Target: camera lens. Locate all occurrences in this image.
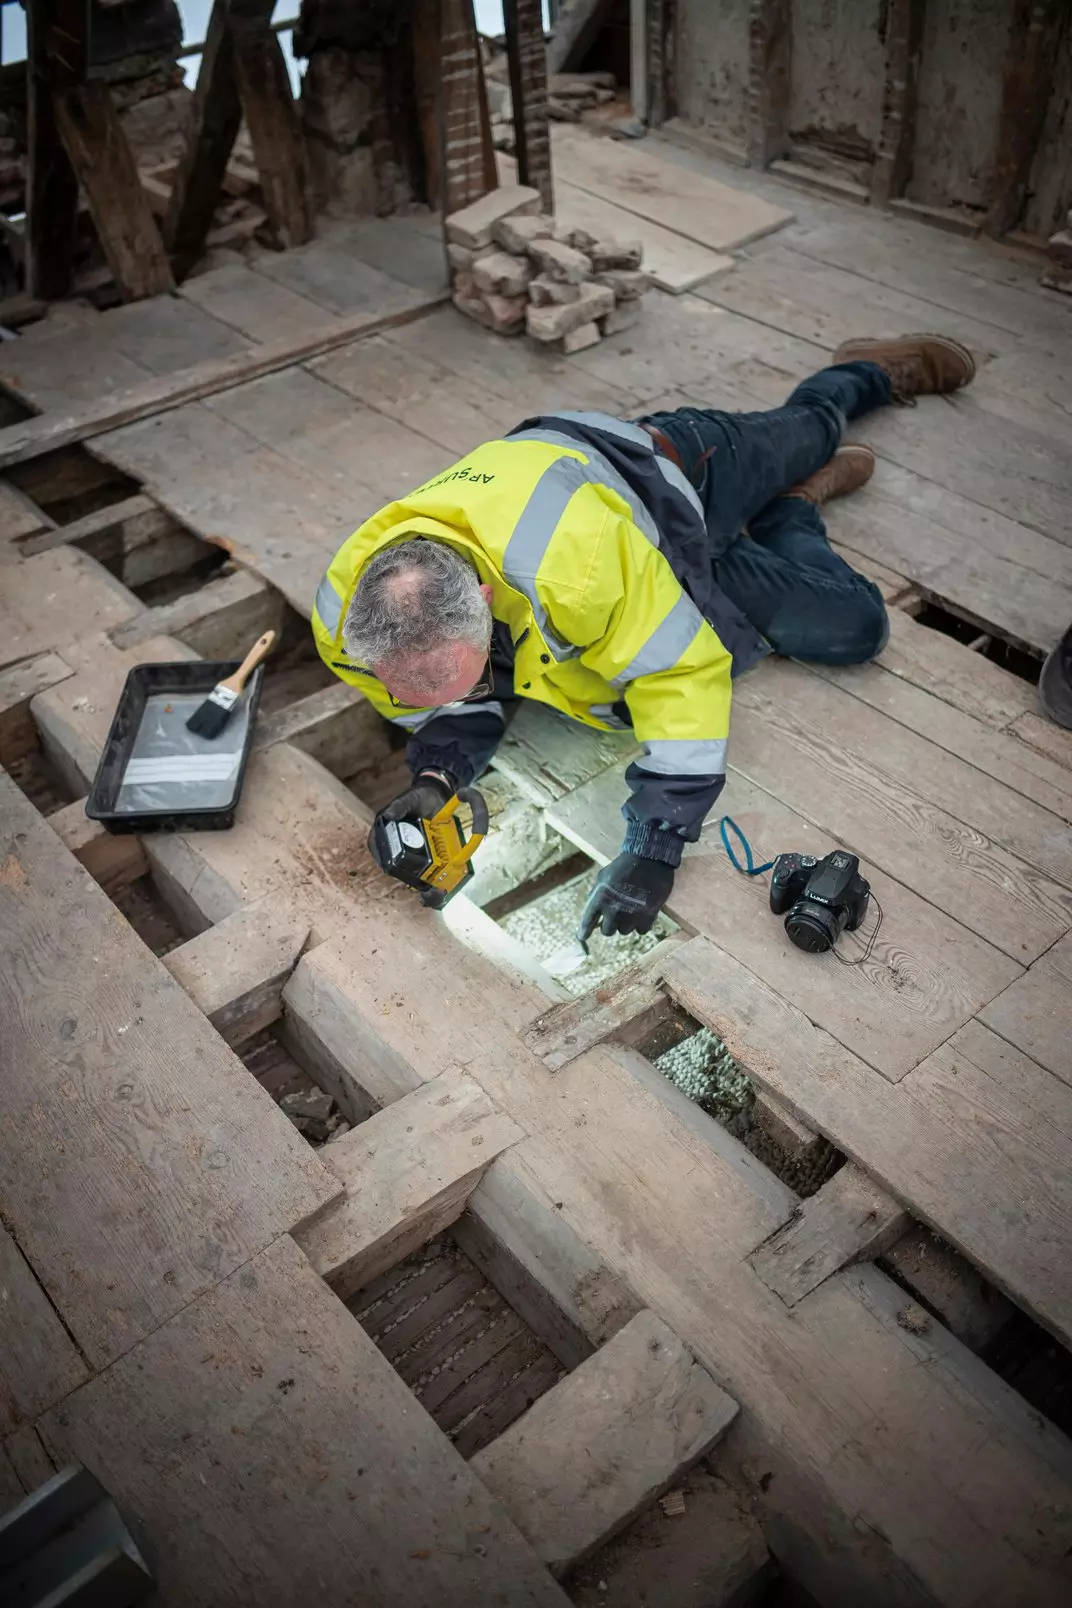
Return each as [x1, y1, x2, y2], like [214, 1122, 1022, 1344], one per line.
[785, 900, 842, 953]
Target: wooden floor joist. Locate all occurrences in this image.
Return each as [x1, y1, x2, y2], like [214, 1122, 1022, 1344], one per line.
[473, 1309, 738, 1574]
[750, 1165, 911, 1307]
[295, 1072, 524, 1299]
[163, 902, 310, 1046]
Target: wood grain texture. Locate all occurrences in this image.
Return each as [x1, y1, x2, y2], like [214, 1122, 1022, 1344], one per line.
[978, 931, 1072, 1088]
[749, 1165, 910, 1306]
[110, 568, 285, 661]
[0, 478, 52, 542]
[284, 939, 1072, 1607]
[232, 21, 312, 250]
[730, 661, 1072, 961]
[55, 83, 174, 302]
[47, 801, 149, 896]
[875, 608, 1038, 729]
[296, 1071, 524, 1298]
[19, 494, 169, 563]
[662, 936, 1072, 1348]
[811, 657, 1072, 823]
[0, 768, 340, 1368]
[547, 765, 1021, 1080]
[179, 262, 333, 343]
[0, 651, 73, 766]
[0, 1218, 88, 1435]
[1009, 711, 1072, 774]
[252, 680, 392, 779]
[39, 1236, 571, 1608]
[521, 936, 689, 1071]
[871, 0, 925, 203]
[0, 548, 141, 671]
[0, 294, 446, 472]
[162, 902, 309, 1046]
[472, 1308, 737, 1573]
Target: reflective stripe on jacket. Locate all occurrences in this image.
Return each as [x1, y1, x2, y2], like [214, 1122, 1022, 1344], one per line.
[312, 422, 743, 853]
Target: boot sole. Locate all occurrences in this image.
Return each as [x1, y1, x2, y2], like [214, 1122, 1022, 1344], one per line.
[835, 333, 976, 387]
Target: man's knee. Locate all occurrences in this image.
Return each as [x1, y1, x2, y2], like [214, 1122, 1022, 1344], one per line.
[765, 582, 888, 664]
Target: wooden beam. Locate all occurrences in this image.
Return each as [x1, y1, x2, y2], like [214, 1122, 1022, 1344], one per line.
[232, 19, 313, 249]
[111, 568, 286, 660]
[163, 902, 310, 1046]
[47, 801, 149, 897]
[294, 1071, 523, 1299]
[472, 1309, 738, 1574]
[645, 0, 675, 130]
[25, 1, 86, 300]
[984, 0, 1065, 237]
[504, 0, 553, 213]
[749, 1165, 911, 1307]
[871, 0, 925, 205]
[0, 652, 74, 767]
[54, 83, 174, 302]
[252, 681, 393, 779]
[746, 0, 791, 170]
[164, 0, 275, 280]
[0, 292, 447, 472]
[520, 936, 691, 1072]
[20, 493, 174, 563]
[0, 1218, 89, 1435]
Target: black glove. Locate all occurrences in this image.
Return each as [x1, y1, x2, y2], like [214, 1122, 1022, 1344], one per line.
[368, 771, 454, 869]
[578, 853, 675, 941]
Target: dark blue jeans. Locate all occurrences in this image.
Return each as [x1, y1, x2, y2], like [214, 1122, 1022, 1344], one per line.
[643, 361, 893, 664]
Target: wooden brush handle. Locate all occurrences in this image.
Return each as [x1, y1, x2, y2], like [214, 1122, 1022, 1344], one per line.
[221, 630, 276, 695]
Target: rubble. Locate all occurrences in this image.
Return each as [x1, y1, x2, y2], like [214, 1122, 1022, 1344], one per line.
[446, 187, 653, 353]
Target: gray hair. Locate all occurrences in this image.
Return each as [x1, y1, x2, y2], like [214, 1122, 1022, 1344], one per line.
[342, 539, 490, 665]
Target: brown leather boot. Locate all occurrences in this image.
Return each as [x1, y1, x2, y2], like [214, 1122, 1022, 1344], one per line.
[785, 444, 876, 506]
[832, 333, 976, 399]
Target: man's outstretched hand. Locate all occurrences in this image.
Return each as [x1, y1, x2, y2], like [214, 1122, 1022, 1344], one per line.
[578, 853, 675, 941]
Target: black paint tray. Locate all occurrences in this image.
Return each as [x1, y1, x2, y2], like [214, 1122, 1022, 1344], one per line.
[85, 659, 265, 834]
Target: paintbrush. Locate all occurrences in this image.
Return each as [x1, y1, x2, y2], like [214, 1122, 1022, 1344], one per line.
[185, 630, 276, 739]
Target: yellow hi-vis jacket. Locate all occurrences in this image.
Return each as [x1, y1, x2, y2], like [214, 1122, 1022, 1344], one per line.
[313, 415, 761, 862]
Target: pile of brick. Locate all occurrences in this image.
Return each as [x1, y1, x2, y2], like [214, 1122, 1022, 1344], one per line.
[446, 184, 652, 354]
[1041, 209, 1072, 297]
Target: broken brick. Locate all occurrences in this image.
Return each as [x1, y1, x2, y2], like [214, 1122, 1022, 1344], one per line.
[528, 238, 592, 284]
[526, 282, 615, 342]
[446, 184, 542, 249]
[473, 250, 533, 298]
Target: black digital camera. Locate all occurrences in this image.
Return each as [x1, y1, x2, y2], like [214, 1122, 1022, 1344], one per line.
[768, 850, 872, 954]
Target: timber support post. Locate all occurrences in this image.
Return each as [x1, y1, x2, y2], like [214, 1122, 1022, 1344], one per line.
[503, 0, 553, 214]
[984, 0, 1065, 238]
[746, 0, 791, 171]
[871, 0, 926, 206]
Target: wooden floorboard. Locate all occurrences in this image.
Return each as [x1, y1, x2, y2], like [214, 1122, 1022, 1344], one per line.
[179, 262, 335, 344]
[546, 764, 1020, 1081]
[38, 1236, 569, 1608]
[978, 931, 1072, 1089]
[730, 661, 1072, 962]
[0, 768, 340, 1369]
[662, 937, 1072, 1350]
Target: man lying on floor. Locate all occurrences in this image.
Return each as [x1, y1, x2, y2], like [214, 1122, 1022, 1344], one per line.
[313, 334, 974, 942]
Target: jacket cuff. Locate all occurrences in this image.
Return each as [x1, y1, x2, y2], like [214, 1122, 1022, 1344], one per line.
[624, 822, 684, 868]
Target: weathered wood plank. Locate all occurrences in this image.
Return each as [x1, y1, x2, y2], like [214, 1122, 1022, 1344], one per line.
[547, 765, 1022, 1081]
[0, 651, 73, 766]
[55, 83, 174, 301]
[661, 936, 1072, 1348]
[978, 931, 1072, 1089]
[472, 1309, 738, 1574]
[875, 608, 1038, 729]
[162, 902, 309, 1046]
[0, 1219, 88, 1435]
[19, 494, 170, 563]
[296, 1071, 524, 1299]
[47, 800, 149, 896]
[810, 657, 1072, 822]
[39, 1236, 571, 1607]
[0, 295, 447, 472]
[179, 262, 331, 343]
[281, 938, 1072, 1608]
[232, 20, 312, 250]
[521, 936, 690, 1072]
[110, 567, 285, 660]
[0, 478, 53, 542]
[165, 0, 275, 279]
[984, 0, 1066, 237]
[1009, 711, 1072, 773]
[0, 549, 141, 670]
[749, 1165, 910, 1306]
[252, 680, 393, 779]
[730, 661, 1072, 961]
[0, 767, 340, 1369]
